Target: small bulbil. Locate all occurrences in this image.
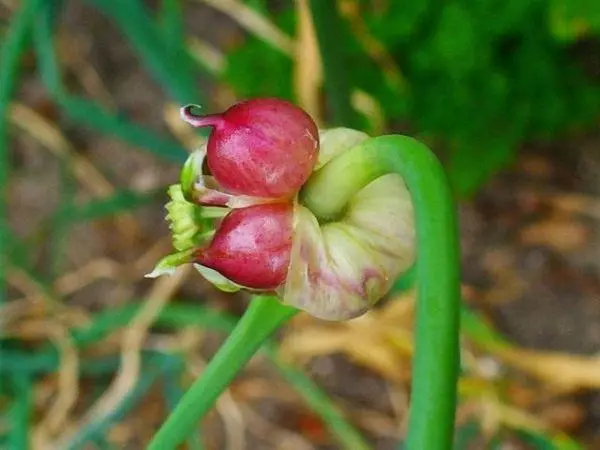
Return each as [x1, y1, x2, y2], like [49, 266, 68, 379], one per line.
[194, 203, 293, 290]
[180, 98, 319, 199]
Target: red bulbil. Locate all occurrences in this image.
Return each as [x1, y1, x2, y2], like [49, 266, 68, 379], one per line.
[181, 98, 319, 199]
[194, 202, 293, 290]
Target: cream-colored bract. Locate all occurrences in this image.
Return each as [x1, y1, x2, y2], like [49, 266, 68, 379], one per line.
[315, 128, 370, 170]
[280, 173, 415, 320]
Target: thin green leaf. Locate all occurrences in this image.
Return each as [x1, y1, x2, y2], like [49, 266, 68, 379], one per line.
[33, 2, 62, 93]
[0, 349, 120, 376]
[453, 420, 479, 449]
[49, 158, 76, 278]
[158, 0, 185, 50]
[163, 369, 205, 450]
[66, 188, 163, 223]
[33, 3, 188, 163]
[0, 0, 41, 305]
[1, 301, 370, 449]
[59, 96, 187, 163]
[264, 345, 371, 450]
[8, 375, 32, 449]
[516, 429, 585, 450]
[460, 306, 511, 349]
[83, 0, 200, 104]
[65, 354, 183, 450]
[308, 0, 361, 128]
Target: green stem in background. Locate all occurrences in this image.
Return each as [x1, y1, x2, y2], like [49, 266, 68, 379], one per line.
[65, 354, 183, 450]
[162, 369, 205, 450]
[158, 0, 184, 50]
[0, 0, 39, 305]
[147, 296, 298, 450]
[9, 375, 32, 449]
[301, 135, 460, 450]
[308, 0, 359, 128]
[263, 345, 370, 450]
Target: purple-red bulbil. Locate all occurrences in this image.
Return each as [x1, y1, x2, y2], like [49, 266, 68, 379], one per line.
[181, 98, 319, 199]
[194, 203, 293, 290]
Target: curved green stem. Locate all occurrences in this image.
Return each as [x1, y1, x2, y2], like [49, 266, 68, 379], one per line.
[149, 135, 459, 449]
[301, 135, 460, 450]
[147, 296, 297, 450]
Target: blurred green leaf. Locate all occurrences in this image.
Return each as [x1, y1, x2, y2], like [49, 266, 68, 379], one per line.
[310, 0, 362, 127]
[550, 0, 600, 41]
[83, 0, 200, 104]
[0, 0, 41, 306]
[158, 0, 184, 50]
[33, 2, 188, 163]
[365, 0, 431, 43]
[429, 3, 477, 78]
[517, 429, 585, 450]
[65, 354, 183, 450]
[66, 188, 162, 223]
[49, 158, 76, 278]
[61, 97, 187, 163]
[453, 420, 480, 449]
[224, 1, 600, 194]
[1, 302, 369, 450]
[8, 375, 32, 450]
[163, 370, 205, 450]
[1, 349, 125, 376]
[224, 38, 294, 100]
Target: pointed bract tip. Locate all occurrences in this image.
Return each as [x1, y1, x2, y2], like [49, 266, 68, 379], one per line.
[180, 104, 224, 128]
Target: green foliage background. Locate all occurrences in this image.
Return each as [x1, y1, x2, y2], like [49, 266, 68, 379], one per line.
[225, 0, 600, 194]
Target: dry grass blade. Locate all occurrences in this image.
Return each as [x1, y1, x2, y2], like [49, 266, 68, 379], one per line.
[190, 0, 384, 131]
[281, 293, 415, 383]
[472, 391, 556, 439]
[53, 265, 191, 447]
[56, 30, 117, 110]
[132, 236, 176, 275]
[535, 190, 600, 222]
[6, 266, 60, 307]
[3, 266, 90, 329]
[14, 320, 80, 450]
[187, 36, 225, 75]
[53, 257, 122, 296]
[493, 347, 600, 392]
[338, 0, 406, 92]
[241, 404, 314, 450]
[387, 383, 409, 438]
[349, 90, 385, 135]
[9, 102, 141, 245]
[196, 0, 295, 55]
[10, 102, 113, 196]
[294, 0, 323, 125]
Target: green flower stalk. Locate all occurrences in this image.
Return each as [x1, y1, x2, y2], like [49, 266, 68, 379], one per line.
[148, 98, 460, 450]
